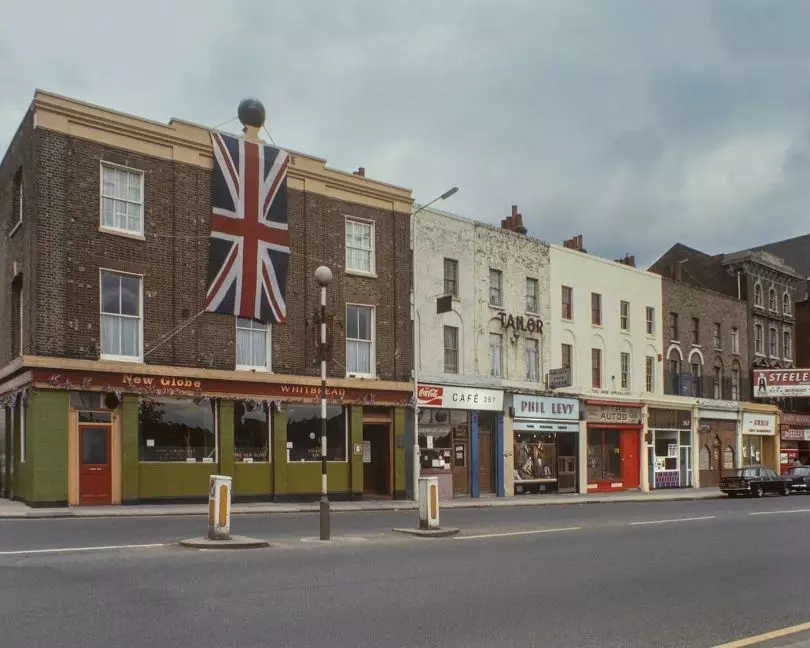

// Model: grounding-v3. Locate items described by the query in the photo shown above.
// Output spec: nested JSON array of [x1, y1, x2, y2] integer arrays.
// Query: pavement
[[2, 494, 809, 647], [0, 487, 725, 518]]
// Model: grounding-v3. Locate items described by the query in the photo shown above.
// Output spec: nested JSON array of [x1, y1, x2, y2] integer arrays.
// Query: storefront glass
[[234, 401, 271, 462], [139, 397, 216, 462], [287, 404, 346, 462], [742, 435, 763, 467], [587, 428, 621, 482], [417, 408, 465, 471]]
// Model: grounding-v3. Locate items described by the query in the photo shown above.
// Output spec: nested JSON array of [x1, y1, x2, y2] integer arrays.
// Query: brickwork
[[2, 128, 411, 382]]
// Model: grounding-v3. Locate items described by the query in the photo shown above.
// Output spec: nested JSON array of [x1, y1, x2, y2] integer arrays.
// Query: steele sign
[[753, 369, 810, 398]]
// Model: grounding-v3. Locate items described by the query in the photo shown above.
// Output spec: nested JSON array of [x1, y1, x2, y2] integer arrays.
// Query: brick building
[[0, 90, 413, 506]]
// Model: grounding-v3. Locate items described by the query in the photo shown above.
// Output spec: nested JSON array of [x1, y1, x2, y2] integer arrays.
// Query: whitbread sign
[[753, 369, 810, 398]]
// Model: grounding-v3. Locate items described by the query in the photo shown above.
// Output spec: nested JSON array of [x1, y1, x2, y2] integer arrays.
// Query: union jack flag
[[204, 130, 290, 324]]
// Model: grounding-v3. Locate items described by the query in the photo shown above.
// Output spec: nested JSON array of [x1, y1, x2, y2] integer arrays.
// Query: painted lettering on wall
[[279, 384, 347, 398], [122, 375, 202, 390], [498, 312, 544, 335]]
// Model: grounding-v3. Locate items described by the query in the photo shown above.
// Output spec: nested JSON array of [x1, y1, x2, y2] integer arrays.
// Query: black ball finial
[[238, 98, 266, 128]]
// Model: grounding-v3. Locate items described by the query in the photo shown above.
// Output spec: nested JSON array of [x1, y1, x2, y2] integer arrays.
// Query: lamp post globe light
[[411, 187, 459, 504], [315, 265, 333, 540]]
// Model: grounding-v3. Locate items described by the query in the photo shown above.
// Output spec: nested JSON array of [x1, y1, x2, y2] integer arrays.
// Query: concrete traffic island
[[180, 475, 270, 550], [393, 476, 459, 538]]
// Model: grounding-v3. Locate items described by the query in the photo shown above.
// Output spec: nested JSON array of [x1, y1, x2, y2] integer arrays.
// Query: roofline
[[549, 243, 663, 278]]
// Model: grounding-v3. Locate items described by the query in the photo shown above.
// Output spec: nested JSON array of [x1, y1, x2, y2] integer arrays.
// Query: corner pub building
[[0, 90, 413, 507]]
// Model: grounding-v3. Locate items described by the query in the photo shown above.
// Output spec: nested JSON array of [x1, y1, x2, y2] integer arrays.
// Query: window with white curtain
[[236, 318, 270, 370], [101, 164, 144, 235], [347, 304, 374, 376], [489, 333, 503, 377], [345, 219, 374, 274], [100, 270, 142, 361], [525, 338, 540, 381], [443, 325, 458, 373]]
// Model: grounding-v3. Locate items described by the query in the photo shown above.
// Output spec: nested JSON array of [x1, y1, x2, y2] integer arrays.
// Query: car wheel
[[753, 484, 764, 498], [782, 483, 792, 496]]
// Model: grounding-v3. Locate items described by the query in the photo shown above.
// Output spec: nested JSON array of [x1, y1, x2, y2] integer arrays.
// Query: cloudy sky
[[2, 0, 809, 266]]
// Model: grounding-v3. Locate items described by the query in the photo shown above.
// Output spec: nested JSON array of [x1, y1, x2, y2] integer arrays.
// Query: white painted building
[[412, 206, 551, 498]]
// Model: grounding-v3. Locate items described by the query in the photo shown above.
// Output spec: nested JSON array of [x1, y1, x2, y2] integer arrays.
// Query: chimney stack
[[353, 167, 366, 177], [501, 205, 527, 235], [675, 261, 683, 282], [563, 235, 585, 251], [614, 254, 636, 268]]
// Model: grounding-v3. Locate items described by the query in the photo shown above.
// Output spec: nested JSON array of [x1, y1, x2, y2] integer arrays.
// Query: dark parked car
[[719, 466, 792, 497], [785, 465, 810, 493]]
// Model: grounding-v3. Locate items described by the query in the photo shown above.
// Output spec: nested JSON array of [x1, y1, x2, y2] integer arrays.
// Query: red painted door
[[620, 430, 640, 489], [79, 426, 112, 505]]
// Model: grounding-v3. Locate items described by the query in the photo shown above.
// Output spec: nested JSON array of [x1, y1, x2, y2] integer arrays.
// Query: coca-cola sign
[[417, 386, 444, 407]]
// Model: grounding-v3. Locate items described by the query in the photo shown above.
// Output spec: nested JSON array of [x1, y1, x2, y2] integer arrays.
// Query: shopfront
[[697, 407, 738, 487], [741, 412, 778, 471], [416, 384, 504, 499], [585, 400, 643, 492], [0, 364, 412, 507], [647, 408, 693, 489], [779, 412, 810, 472], [511, 394, 579, 495]]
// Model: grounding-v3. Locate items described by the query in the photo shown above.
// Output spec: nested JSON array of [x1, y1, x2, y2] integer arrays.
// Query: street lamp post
[[411, 186, 459, 503], [315, 265, 333, 540]]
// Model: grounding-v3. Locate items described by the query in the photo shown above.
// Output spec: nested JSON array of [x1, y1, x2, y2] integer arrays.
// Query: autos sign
[[753, 369, 810, 398]]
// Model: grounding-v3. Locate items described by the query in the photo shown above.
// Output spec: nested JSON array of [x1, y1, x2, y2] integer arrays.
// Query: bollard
[[207, 474, 232, 541], [418, 476, 440, 530]]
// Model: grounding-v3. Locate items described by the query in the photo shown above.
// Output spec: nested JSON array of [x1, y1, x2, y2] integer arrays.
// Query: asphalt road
[[2, 496, 810, 647]]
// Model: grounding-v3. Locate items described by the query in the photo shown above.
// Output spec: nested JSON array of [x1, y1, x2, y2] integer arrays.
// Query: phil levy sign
[[513, 395, 580, 421]]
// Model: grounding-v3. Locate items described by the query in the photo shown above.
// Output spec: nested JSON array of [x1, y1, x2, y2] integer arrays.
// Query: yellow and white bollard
[[418, 476, 440, 530], [207, 475, 232, 541]]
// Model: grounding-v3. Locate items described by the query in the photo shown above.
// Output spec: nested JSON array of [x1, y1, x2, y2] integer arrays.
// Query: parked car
[[784, 465, 810, 493], [719, 466, 792, 497]]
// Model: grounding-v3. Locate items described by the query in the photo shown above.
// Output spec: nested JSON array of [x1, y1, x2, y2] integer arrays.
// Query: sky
[[2, 0, 810, 267]]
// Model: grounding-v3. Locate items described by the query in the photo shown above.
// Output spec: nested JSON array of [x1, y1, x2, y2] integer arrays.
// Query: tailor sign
[[753, 369, 810, 398], [417, 384, 503, 410]]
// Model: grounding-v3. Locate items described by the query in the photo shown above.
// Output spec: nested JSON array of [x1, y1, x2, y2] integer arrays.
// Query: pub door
[[362, 423, 391, 496], [79, 425, 112, 506]]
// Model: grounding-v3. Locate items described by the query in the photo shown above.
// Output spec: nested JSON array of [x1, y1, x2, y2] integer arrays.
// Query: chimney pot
[[512, 205, 518, 218], [354, 166, 365, 177]]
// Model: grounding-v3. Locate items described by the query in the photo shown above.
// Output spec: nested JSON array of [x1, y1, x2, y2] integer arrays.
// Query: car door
[[761, 468, 778, 493]]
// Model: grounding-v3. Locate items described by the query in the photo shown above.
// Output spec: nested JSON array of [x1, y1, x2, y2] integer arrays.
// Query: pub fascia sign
[[497, 312, 543, 336], [513, 395, 579, 421], [586, 404, 641, 425]]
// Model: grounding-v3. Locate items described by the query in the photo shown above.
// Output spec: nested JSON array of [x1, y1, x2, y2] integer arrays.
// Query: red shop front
[[779, 411, 810, 473], [585, 400, 643, 492]]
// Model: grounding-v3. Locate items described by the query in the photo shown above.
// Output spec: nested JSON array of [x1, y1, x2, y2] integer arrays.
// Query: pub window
[[287, 404, 346, 462], [234, 401, 271, 462], [139, 397, 217, 462]]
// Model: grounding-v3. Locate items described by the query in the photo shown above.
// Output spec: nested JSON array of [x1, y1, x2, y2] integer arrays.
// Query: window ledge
[[346, 373, 376, 379], [101, 354, 143, 363], [620, 329, 631, 335], [7, 219, 22, 239], [592, 323, 603, 329], [236, 366, 272, 373], [99, 225, 146, 241], [490, 304, 505, 311], [345, 269, 377, 279]]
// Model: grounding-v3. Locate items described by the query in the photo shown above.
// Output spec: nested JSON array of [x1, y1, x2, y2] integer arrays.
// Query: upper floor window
[[783, 329, 792, 360], [645, 356, 655, 392], [783, 293, 791, 316], [561, 343, 572, 369], [591, 293, 602, 326], [712, 323, 721, 350], [489, 269, 503, 307], [526, 338, 540, 381], [731, 327, 739, 354], [443, 325, 458, 373], [236, 318, 270, 371], [731, 366, 740, 401], [713, 365, 722, 399], [101, 164, 144, 236], [670, 312, 679, 341], [345, 219, 375, 274], [620, 352, 630, 389], [562, 286, 573, 320], [443, 258, 458, 298], [754, 283, 763, 308], [11, 167, 22, 233], [769, 326, 778, 357], [768, 287, 777, 312], [526, 278, 539, 313], [490, 333, 503, 377], [11, 277, 22, 357], [691, 317, 700, 345], [591, 348, 602, 388], [100, 270, 142, 361], [646, 307, 655, 335], [346, 304, 375, 376], [620, 301, 630, 331], [754, 324, 763, 354]]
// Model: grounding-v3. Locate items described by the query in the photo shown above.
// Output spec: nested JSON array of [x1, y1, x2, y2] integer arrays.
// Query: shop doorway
[[79, 425, 112, 506], [362, 424, 391, 496], [620, 430, 640, 489], [478, 431, 493, 493], [699, 422, 736, 487]]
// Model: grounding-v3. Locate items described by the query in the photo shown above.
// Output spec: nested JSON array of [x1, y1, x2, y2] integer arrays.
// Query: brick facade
[[661, 277, 750, 400], [0, 118, 411, 383]]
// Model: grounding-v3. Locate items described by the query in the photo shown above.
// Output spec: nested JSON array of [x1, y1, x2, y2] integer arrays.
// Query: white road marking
[[749, 509, 810, 516], [455, 527, 581, 540], [0, 543, 166, 556], [629, 516, 716, 526]]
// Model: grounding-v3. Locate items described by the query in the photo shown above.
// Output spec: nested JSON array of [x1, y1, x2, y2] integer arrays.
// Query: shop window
[[587, 428, 620, 481], [724, 445, 735, 470], [700, 445, 711, 471], [418, 408, 465, 470], [287, 404, 346, 462], [234, 401, 271, 462], [138, 397, 216, 462], [514, 432, 557, 482]]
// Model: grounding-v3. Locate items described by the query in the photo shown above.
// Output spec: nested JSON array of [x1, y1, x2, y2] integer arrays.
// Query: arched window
[[769, 287, 777, 311], [754, 283, 763, 307], [731, 360, 741, 400], [700, 445, 711, 471], [667, 349, 681, 394], [783, 292, 791, 315], [713, 357, 724, 399], [723, 445, 735, 471]]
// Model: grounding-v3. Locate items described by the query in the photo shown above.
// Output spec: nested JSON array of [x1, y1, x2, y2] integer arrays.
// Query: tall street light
[[411, 186, 459, 503], [315, 265, 333, 540]]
